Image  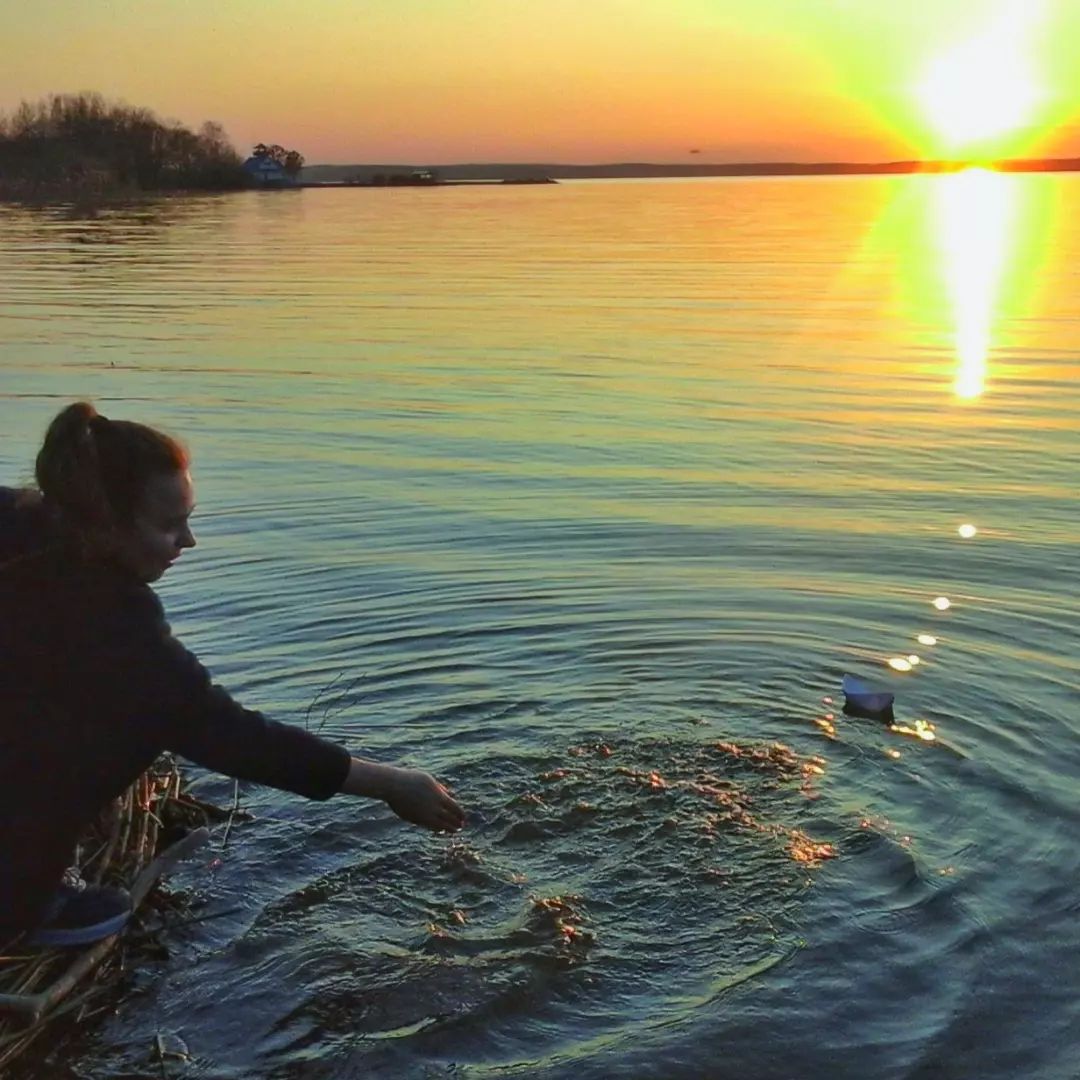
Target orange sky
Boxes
[3,0,1079,164]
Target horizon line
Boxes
[304,155,1080,176]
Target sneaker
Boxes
[27,869,132,947]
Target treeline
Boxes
[0,92,248,199]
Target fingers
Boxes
[433,781,465,831]
[434,805,465,832]
[431,796,465,833]
[386,770,465,832]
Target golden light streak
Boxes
[890,719,938,743]
[900,2,1053,404]
[935,168,1015,400]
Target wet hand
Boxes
[382,766,465,833]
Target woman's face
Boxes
[113,470,197,582]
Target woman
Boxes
[0,402,464,946]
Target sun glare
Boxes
[935,168,1015,399]
[915,3,1044,156]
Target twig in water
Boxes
[303,671,345,731]
[155,1031,169,1080]
[220,779,241,851]
[126,905,246,943]
[305,672,367,736]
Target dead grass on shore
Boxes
[0,757,231,1071]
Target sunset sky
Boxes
[3,0,1079,165]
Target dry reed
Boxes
[0,755,225,1071]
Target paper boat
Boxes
[842,674,895,717]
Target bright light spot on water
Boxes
[888,657,913,672]
[935,169,1014,401]
[958,523,978,538]
[917,634,938,646]
[815,716,837,738]
[932,597,952,611]
[907,655,921,666]
[891,719,938,743]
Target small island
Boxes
[315,168,556,187]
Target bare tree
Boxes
[0,92,246,196]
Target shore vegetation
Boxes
[0,92,248,201]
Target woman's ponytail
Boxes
[34,402,189,541]
[35,401,114,532]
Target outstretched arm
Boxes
[341,758,465,833]
[97,585,467,829]
[95,584,466,831]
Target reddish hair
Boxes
[35,402,189,536]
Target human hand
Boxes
[381,766,465,833]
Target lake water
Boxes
[1,175,1078,1079]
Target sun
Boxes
[914,4,1044,156]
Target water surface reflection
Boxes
[0,176,1077,1079]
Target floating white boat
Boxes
[842,674,895,716]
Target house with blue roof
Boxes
[242,153,294,187]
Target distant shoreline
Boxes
[303,157,1080,184]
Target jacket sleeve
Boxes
[98,583,352,800]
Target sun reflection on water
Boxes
[935,168,1016,400]
[890,719,938,744]
[857,165,1049,407]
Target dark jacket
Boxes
[0,487,351,934]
